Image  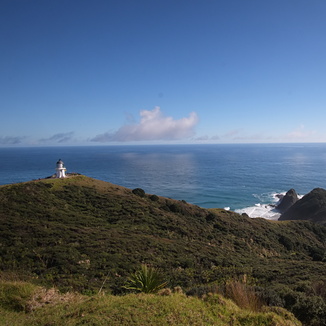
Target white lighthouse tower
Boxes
[55,159,67,178]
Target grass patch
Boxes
[0,281,36,312]
[0,281,301,326]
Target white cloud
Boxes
[92,107,199,142]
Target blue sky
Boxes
[1,0,326,146]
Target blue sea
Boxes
[1,143,326,219]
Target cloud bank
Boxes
[284,125,317,141]
[195,125,322,144]
[92,107,198,142]
[0,136,25,145]
[40,132,74,143]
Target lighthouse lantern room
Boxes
[55,159,67,178]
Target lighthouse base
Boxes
[56,169,67,178]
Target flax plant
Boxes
[124,264,168,294]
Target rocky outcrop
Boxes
[279,188,326,224]
[276,189,298,213]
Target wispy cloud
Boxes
[40,132,74,143]
[91,107,199,142]
[284,125,317,141]
[194,135,209,141]
[222,129,243,139]
[195,125,323,144]
[0,136,26,145]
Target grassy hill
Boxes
[0,175,326,325]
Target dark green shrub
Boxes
[205,213,216,222]
[213,222,228,232]
[281,288,326,326]
[169,203,182,213]
[255,286,284,307]
[309,247,325,261]
[279,235,294,250]
[149,194,159,202]
[291,293,326,326]
[132,188,145,198]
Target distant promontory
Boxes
[279,188,326,225]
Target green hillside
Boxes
[0,175,326,325]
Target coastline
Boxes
[0,144,323,218]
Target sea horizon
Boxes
[1,143,326,219]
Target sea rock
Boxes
[279,188,326,224]
[276,188,298,213]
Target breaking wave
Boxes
[235,191,303,220]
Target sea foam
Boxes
[235,191,284,220]
[235,204,281,220]
[235,191,304,220]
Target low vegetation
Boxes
[0,280,301,326]
[0,175,325,325]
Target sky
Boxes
[1,0,326,146]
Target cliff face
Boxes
[279,188,326,224]
[276,188,299,213]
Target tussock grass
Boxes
[224,279,263,312]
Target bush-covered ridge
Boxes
[0,175,326,325]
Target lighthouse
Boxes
[55,159,67,178]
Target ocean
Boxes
[1,143,326,220]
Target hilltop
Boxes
[0,175,326,325]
